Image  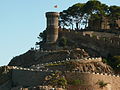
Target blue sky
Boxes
[0,0,119,66]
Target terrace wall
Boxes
[59,29,120,57]
[65,72,120,90]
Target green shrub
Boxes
[102,58,108,63]
[108,56,120,70]
[58,37,67,47]
[46,62,66,66]
[56,77,67,88]
[45,72,67,88]
[68,79,82,85]
[97,80,108,88]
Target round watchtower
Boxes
[46,12,59,43]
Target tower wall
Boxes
[101,17,110,30]
[46,12,59,43]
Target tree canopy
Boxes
[59,0,120,30]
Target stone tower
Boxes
[46,12,59,43]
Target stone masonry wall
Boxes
[65,72,120,90]
[12,69,51,87]
[0,80,12,90]
[0,64,119,90]
[59,29,120,57]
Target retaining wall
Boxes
[12,69,51,87]
[59,29,120,47]
[0,80,12,90]
[65,72,120,90]
[1,65,120,90]
[59,30,120,56]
